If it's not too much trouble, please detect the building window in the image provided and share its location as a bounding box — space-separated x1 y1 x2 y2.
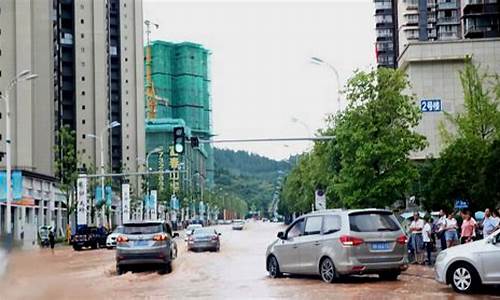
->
80 4 84 9
82 105 86 110
82 134 86 139
126 145 129 150
0 134 2 141
82 119 85 124
81 47 85 53
81 33 84 38
81 91 85 96
126 101 129 105
82 148 86 154
125 58 128 62
127 156 130 161
81 76 85 81
80 19 84 24
125 79 128 83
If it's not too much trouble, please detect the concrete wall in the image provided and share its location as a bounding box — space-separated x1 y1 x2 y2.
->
0 0 54 175
399 38 500 158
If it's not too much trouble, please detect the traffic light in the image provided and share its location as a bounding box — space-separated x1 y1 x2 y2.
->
190 137 199 148
173 126 185 154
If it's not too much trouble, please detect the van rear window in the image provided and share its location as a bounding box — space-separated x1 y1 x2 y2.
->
349 212 400 232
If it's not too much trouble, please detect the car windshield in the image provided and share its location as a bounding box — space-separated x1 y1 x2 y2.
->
349 212 400 232
187 224 202 230
193 228 215 236
123 223 163 235
113 227 124 234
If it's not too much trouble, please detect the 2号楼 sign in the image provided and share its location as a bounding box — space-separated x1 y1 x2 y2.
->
420 99 442 112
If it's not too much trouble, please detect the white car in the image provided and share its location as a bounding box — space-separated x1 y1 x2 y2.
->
434 229 500 293
106 226 124 249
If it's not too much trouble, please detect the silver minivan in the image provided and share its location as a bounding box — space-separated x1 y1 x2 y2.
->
266 209 409 283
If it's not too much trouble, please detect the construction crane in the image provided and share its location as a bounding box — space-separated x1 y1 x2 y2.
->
144 20 159 119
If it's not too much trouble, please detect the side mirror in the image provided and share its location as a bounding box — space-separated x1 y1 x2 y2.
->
277 231 285 239
173 232 179 238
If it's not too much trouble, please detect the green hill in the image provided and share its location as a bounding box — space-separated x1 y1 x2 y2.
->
214 148 292 214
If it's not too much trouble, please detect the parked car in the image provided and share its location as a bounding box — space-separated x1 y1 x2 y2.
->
434 229 500 293
232 220 245 230
71 226 109 251
106 226 124 249
266 209 409 283
115 221 179 275
187 228 221 252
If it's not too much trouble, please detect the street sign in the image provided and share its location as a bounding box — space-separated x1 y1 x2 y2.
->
77 177 88 225
420 99 442 112
150 190 158 220
455 199 469 209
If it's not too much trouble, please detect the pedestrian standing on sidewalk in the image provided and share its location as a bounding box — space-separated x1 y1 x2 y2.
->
482 208 498 238
422 216 433 265
409 212 425 264
436 209 447 251
493 209 500 230
460 211 476 244
49 230 55 251
444 212 459 248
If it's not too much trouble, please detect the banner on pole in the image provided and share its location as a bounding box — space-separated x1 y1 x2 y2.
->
150 190 158 219
315 189 326 211
77 177 88 225
122 184 130 223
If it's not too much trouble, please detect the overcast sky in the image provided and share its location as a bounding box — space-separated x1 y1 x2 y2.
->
143 0 376 160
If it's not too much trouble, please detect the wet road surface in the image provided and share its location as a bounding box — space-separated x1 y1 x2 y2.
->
1 221 499 299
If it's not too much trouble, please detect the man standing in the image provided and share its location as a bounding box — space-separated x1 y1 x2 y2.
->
482 208 497 238
409 212 425 264
436 209 447 250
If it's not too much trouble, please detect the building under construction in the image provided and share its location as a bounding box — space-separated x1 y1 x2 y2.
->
144 40 214 207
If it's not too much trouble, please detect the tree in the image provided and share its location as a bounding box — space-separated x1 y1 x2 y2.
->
54 125 79 225
334 68 427 208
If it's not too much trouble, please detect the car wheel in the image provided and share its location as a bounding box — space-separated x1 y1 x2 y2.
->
91 242 98 249
267 255 282 278
450 263 478 293
379 271 400 281
158 262 172 275
116 265 125 276
320 257 336 283
73 245 82 251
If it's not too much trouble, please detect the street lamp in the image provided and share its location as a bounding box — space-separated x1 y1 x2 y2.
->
1 70 38 235
87 121 120 226
310 56 342 114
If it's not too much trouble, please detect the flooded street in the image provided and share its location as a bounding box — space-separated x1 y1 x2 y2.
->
1 221 498 299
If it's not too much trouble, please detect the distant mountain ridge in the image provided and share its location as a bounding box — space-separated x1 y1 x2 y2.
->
213 148 292 213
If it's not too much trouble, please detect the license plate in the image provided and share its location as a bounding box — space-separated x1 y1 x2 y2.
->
371 242 390 250
135 240 148 247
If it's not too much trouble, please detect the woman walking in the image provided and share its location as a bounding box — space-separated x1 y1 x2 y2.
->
460 211 476 244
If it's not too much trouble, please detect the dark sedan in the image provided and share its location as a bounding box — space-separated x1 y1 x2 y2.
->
187 228 221 252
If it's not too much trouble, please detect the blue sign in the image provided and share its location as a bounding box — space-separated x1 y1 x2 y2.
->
421 99 442 112
455 199 469 209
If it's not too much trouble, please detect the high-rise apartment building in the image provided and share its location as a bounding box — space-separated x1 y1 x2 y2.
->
375 0 399 68
397 0 461 54
462 0 500 39
0 0 144 236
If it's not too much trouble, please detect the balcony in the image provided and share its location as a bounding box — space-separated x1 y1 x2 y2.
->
438 16 460 24
438 31 459 39
437 1 458 9
374 1 392 10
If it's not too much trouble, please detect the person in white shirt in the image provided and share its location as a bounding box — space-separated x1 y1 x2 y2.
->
444 213 459 248
422 216 433 265
409 212 425 264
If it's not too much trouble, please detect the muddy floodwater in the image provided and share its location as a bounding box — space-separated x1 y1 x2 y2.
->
1 221 498 299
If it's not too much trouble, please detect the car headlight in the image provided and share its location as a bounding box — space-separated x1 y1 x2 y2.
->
436 251 447 263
